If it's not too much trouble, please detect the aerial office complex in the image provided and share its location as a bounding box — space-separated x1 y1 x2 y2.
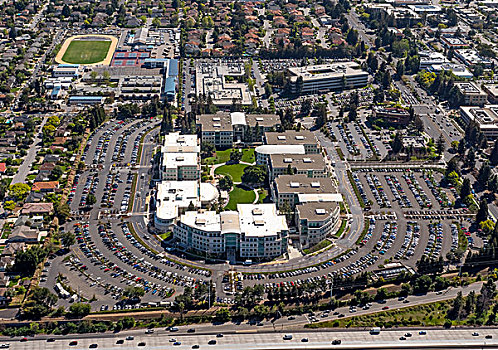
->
287 62 369 94
174 204 289 260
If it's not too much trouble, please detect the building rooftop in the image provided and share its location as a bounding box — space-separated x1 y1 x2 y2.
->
179 210 221 232
455 82 484 95
163 133 199 153
163 152 198 169
296 202 338 222
270 153 326 170
198 112 281 132
156 181 200 221
195 61 253 106
265 130 317 146
274 175 336 194
255 144 306 156
287 62 366 83
237 204 288 238
484 84 498 97
460 105 498 129
220 211 241 235
429 63 473 78
198 113 232 132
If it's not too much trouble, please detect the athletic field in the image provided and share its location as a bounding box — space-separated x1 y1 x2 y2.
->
61 40 112 64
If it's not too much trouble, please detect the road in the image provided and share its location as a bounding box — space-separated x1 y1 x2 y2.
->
314 130 364 248
10 116 48 185
5 327 498 350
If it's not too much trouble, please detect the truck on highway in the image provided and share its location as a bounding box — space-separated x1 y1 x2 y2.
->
370 327 381 335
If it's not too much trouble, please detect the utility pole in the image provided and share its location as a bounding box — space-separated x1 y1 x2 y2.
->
329 275 334 308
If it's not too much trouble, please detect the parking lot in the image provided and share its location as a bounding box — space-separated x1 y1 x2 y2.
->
353 168 455 211
42 118 218 311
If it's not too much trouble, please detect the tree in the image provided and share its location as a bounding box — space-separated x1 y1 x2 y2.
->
61 231 76 249
445 157 459 178
152 17 161 27
490 140 498 166
123 286 145 299
86 194 96 207
68 303 91 318
391 131 403 154
219 175 233 191
200 142 215 159
23 287 58 320
187 201 195 211
215 308 231 322
229 149 242 163
50 165 64 180
412 275 433 293
436 134 445 155
346 29 358 46
460 178 471 201
13 246 47 276
396 60 405 78
477 162 491 189
102 70 110 83
3 200 15 211
8 27 16 40
9 183 31 201
476 198 488 224
62 4 71 17
241 165 267 185
55 202 71 223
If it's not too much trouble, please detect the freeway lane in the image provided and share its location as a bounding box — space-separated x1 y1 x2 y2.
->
4 328 498 350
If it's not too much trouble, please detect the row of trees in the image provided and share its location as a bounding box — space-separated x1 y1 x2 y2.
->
449 280 497 322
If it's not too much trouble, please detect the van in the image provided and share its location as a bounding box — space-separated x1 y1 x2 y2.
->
243 259 252 266
370 327 381 335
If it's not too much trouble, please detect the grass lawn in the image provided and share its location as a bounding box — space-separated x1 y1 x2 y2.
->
241 148 255 163
257 189 268 203
303 240 332 255
215 163 248 182
225 185 256 210
159 231 172 241
204 148 255 165
308 300 453 328
62 40 111 64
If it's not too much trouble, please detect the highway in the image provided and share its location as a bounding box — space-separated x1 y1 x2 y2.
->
4 328 498 349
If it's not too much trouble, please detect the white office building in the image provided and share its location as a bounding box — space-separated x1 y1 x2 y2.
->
287 62 368 94
154 181 218 231
460 105 498 139
173 204 289 260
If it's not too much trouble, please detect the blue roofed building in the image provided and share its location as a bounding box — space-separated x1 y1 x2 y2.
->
68 96 104 105
50 86 61 100
168 59 179 77
165 77 176 101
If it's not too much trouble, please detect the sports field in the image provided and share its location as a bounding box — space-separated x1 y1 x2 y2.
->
61 40 112 64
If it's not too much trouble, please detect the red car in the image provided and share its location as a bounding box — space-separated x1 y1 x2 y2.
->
382 306 389 310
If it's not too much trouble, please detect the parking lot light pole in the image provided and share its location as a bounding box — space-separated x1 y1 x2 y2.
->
329 276 334 308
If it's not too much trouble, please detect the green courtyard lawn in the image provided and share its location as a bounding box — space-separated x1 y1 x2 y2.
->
204 148 255 165
62 40 111 64
241 148 255 163
205 149 231 165
215 163 248 182
225 185 256 210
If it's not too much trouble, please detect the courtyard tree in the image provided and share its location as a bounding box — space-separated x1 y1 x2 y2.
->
219 175 233 191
